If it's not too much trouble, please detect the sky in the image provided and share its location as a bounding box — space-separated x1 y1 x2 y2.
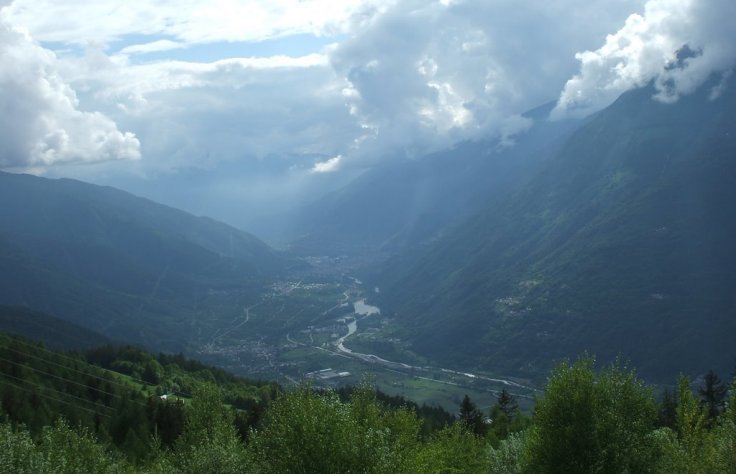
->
1 0 734 234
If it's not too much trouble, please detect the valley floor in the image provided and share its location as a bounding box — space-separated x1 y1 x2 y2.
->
192 256 538 412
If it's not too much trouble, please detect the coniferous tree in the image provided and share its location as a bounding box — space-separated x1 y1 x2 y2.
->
699 369 727 422
657 387 678 429
489 389 518 441
151 398 186 447
459 394 486 436
496 389 518 418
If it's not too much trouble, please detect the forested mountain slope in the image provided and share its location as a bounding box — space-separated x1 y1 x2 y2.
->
0 305 112 349
289 103 582 256
379 77 736 382
2 330 735 472
0 172 284 350
0 331 279 463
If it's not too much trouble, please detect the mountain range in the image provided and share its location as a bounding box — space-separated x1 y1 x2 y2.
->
288 102 583 256
0 76 733 384
374 76 736 382
0 172 284 351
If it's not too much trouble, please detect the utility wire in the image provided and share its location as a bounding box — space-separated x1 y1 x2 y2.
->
1 345 149 392
4 337 166 389
0 370 114 413
3 338 200 399
0 355 119 399
2 341 194 400
0 356 149 408
0 379 111 418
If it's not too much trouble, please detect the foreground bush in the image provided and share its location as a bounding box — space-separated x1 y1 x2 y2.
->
0 419 131 474
2 358 736 473
523 357 659 473
248 384 421 473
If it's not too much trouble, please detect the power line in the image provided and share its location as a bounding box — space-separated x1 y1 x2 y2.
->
2 337 204 400
0 379 111 418
0 355 119 399
0 370 114 414
1 344 147 392
0 356 149 408
4 337 162 388
1 340 194 400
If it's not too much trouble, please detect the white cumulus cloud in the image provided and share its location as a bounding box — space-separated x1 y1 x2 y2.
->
553 0 736 118
8 0 732 179
3 0 652 175
330 0 644 163
49 46 359 173
311 154 343 173
0 18 140 169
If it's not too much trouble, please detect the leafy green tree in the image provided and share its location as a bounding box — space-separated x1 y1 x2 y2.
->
38 419 130 473
248 384 422 473
676 375 708 445
0 420 41 473
653 376 736 474
488 431 526 474
142 360 163 385
0 418 130 473
166 384 251 474
724 377 736 426
710 377 736 469
413 423 491 473
524 356 658 473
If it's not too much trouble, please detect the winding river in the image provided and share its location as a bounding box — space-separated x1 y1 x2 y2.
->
333 299 538 392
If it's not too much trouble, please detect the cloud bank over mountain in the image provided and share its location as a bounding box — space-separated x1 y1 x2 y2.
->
329 0 645 161
1 0 733 178
554 0 736 118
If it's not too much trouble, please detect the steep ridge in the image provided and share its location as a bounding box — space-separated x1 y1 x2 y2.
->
0 305 112 349
379 77 736 382
289 103 582 256
0 172 284 350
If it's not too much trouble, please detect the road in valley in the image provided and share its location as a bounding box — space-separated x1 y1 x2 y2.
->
331 300 539 395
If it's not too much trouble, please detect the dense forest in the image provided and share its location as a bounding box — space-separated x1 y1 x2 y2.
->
1 331 735 473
